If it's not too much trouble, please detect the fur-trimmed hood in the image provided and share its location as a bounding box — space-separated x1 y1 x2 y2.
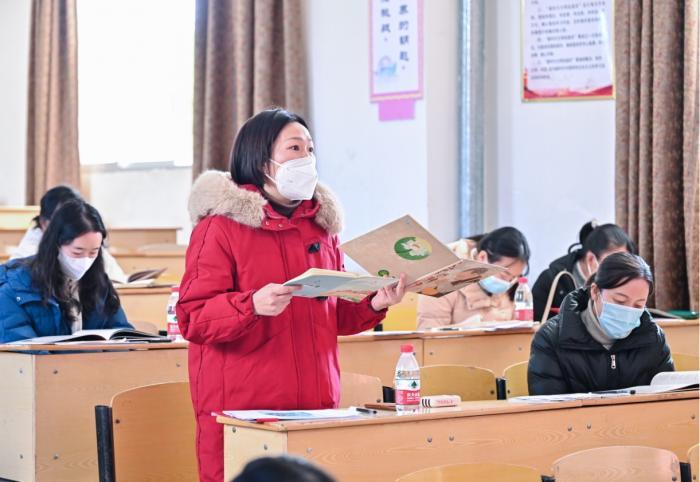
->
188 170 344 235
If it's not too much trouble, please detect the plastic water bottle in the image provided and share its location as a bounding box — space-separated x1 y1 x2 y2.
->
514 277 534 321
166 286 183 341
394 343 420 413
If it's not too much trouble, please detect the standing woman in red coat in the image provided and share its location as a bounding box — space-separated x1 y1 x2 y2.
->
177 108 406 481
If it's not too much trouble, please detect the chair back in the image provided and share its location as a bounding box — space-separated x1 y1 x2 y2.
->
552 445 681 482
397 462 541 482
420 365 497 401
503 361 529 398
340 372 383 407
672 353 700 371
112 381 197 481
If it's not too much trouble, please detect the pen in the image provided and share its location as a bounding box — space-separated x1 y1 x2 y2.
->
354 407 378 415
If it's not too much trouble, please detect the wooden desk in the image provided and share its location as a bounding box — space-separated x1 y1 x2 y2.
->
0 343 189 482
658 319 699 355
0 227 181 252
219 391 699 482
0 206 39 229
421 329 534 376
339 329 534 384
113 251 186 280
117 287 173 331
107 227 179 250
339 333 423 386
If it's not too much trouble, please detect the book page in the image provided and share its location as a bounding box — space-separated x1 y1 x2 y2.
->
406 258 506 297
650 371 700 387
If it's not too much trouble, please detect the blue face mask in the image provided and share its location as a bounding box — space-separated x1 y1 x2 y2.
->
479 276 514 295
597 300 644 339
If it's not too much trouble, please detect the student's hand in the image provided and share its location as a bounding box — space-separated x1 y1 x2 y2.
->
371 274 407 311
253 284 301 316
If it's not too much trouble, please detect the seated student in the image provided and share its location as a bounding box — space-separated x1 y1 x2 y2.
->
532 221 635 322
0 199 131 342
528 252 673 395
417 227 530 329
9 185 127 281
231 456 336 482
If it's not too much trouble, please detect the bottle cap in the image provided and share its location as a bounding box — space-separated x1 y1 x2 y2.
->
518 277 528 284
171 286 180 293
400 343 414 353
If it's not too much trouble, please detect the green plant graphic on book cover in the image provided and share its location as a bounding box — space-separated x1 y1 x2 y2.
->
394 237 432 261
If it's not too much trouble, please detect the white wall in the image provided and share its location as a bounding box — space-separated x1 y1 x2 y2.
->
86 165 193 244
305 0 460 248
484 0 616 279
0 0 30 205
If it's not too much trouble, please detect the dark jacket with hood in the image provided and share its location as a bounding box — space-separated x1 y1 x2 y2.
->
532 251 579 322
528 288 674 395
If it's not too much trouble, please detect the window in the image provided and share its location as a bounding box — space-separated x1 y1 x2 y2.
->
78 0 194 166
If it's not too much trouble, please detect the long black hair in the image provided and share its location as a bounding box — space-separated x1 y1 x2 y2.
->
25 199 120 325
587 251 654 294
475 227 531 275
568 221 637 260
230 108 310 189
33 185 82 228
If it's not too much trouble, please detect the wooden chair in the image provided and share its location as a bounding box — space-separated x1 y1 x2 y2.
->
673 353 700 371
552 445 681 482
503 361 529 398
383 292 419 331
340 372 383 407
95 382 197 482
420 365 497 401
397 462 541 482
690 444 699 481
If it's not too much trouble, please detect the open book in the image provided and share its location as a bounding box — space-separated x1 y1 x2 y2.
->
111 268 167 288
341 215 506 297
510 371 699 403
617 370 699 395
8 328 170 345
284 268 398 302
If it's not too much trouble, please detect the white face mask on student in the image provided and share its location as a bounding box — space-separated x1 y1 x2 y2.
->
58 251 97 281
267 155 318 201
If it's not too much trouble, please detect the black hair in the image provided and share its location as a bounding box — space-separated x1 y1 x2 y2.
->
568 221 637 260
588 252 654 294
230 108 310 189
25 199 121 326
476 227 531 275
33 185 82 228
230 456 336 482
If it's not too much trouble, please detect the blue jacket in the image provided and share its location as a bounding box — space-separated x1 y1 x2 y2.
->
0 259 131 343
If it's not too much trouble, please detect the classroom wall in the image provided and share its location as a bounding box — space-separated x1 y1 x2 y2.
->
0 0 616 278
0 0 30 205
305 0 460 247
483 0 616 279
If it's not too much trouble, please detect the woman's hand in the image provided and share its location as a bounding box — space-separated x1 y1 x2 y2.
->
253 284 301 316
371 274 407 311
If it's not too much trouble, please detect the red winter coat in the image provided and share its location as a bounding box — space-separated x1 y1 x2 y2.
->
176 171 386 482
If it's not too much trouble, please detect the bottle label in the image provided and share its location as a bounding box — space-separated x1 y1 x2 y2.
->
395 378 420 405
514 308 533 321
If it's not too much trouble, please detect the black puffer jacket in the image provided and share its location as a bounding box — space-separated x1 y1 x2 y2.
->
532 251 579 322
528 288 674 395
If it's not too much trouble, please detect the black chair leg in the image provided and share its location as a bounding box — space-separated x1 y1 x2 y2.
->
95 405 116 482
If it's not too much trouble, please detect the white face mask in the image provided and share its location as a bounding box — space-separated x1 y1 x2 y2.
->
267 155 318 201
58 250 97 281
